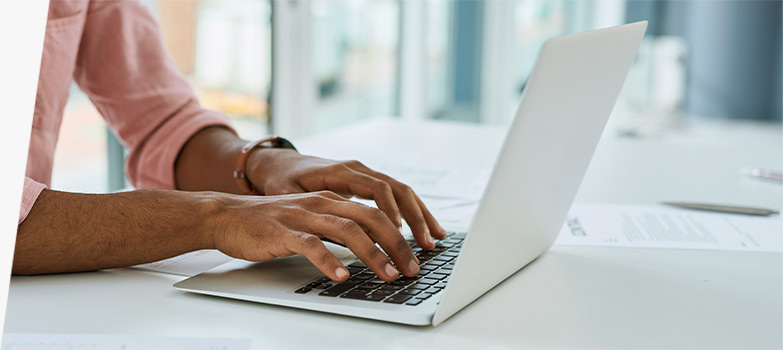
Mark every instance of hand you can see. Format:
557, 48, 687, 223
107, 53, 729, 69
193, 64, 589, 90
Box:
205, 190, 421, 282
245, 149, 448, 249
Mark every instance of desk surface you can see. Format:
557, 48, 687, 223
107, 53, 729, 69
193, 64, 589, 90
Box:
5, 118, 782, 349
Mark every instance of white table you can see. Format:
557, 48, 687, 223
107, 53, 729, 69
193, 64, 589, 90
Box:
5, 117, 782, 349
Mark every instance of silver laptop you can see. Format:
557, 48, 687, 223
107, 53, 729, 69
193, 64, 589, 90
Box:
174, 21, 648, 326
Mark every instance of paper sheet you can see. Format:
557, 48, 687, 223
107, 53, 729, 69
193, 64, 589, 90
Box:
302, 150, 491, 201
1, 334, 250, 350
374, 165, 490, 201
130, 250, 233, 277
556, 204, 782, 252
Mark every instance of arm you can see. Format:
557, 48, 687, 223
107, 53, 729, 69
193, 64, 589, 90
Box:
175, 126, 448, 249
71, 0, 446, 247
15, 189, 419, 282
14, 189, 207, 275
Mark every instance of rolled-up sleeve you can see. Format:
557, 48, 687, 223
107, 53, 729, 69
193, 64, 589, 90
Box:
72, 0, 235, 190
19, 177, 48, 224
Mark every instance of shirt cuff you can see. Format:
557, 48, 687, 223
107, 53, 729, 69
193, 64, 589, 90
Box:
19, 177, 48, 225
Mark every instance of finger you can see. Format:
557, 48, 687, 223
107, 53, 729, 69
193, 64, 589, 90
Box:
346, 163, 441, 249
319, 166, 403, 229
316, 201, 420, 278
413, 193, 448, 240
297, 212, 403, 282
285, 231, 350, 282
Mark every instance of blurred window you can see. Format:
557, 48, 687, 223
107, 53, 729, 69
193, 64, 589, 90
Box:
310, 0, 400, 132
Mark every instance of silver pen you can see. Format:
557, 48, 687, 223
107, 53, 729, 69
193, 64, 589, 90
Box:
661, 202, 780, 216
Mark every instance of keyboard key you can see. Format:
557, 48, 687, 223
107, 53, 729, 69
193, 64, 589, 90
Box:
346, 266, 365, 274
435, 282, 448, 289
406, 298, 424, 306
318, 283, 356, 297
417, 278, 439, 285
418, 266, 435, 273
424, 286, 441, 294
384, 294, 413, 304
379, 284, 405, 291
355, 283, 378, 291
408, 283, 429, 290
353, 273, 374, 280
342, 293, 385, 302
416, 293, 433, 300
427, 273, 448, 281
369, 291, 393, 300
432, 256, 452, 262
428, 262, 448, 269
342, 291, 369, 298
294, 287, 312, 294
348, 262, 367, 268
374, 289, 397, 296
397, 288, 421, 296
315, 283, 331, 289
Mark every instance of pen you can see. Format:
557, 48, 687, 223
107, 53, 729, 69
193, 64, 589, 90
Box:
741, 167, 783, 183
661, 202, 780, 216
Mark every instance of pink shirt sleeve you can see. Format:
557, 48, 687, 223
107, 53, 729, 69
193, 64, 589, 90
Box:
19, 177, 47, 225
72, 0, 235, 190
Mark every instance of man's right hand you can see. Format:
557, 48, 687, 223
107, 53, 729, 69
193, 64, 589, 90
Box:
201, 190, 420, 282
14, 189, 419, 279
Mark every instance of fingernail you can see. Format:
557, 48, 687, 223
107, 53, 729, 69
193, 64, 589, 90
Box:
408, 260, 420, 275
335, 267, 349, 280
384, 263, 398, 278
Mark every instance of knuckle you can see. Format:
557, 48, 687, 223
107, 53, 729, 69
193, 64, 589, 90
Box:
410, 214, 427, 227
300, 234, 323, 249
303, 193, 330, 206
343, 160, 362, 168
394, 239, 411, 253
366, 206, 389, 222
337, 218, 362, 233
399, 183, 414, 195
377, 181, 393, 194
368, 248, 389, 263
318, 250, 334, 266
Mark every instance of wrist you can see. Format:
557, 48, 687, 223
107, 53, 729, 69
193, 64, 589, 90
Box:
191, 191, 230, 250
245, 147, 298, 195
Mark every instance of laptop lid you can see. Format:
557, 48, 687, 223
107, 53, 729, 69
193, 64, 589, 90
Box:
173, 21, 647, 327
432, 21, 647, 326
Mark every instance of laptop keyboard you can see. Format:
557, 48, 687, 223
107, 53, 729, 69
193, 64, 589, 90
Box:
293, 232, 465, 306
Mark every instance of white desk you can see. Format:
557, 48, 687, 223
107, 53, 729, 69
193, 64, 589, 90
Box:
5, 118, 782, 348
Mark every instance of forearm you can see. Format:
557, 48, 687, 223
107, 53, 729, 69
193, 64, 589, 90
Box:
175, 126, 246, 194
13, 189, 216, 275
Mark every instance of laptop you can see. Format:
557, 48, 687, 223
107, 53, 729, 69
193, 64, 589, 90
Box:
174, 21, 648, 326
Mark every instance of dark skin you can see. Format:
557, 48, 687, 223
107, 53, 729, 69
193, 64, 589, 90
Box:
14, 126, 446, 282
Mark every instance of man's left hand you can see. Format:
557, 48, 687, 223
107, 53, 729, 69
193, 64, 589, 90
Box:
246, 148, 447, 249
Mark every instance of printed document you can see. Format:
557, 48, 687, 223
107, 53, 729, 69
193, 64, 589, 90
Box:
556, 204, 782, 252
131, 250, 233, 277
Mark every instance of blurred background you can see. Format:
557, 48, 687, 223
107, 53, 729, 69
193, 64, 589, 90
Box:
53, 0, 782, 193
